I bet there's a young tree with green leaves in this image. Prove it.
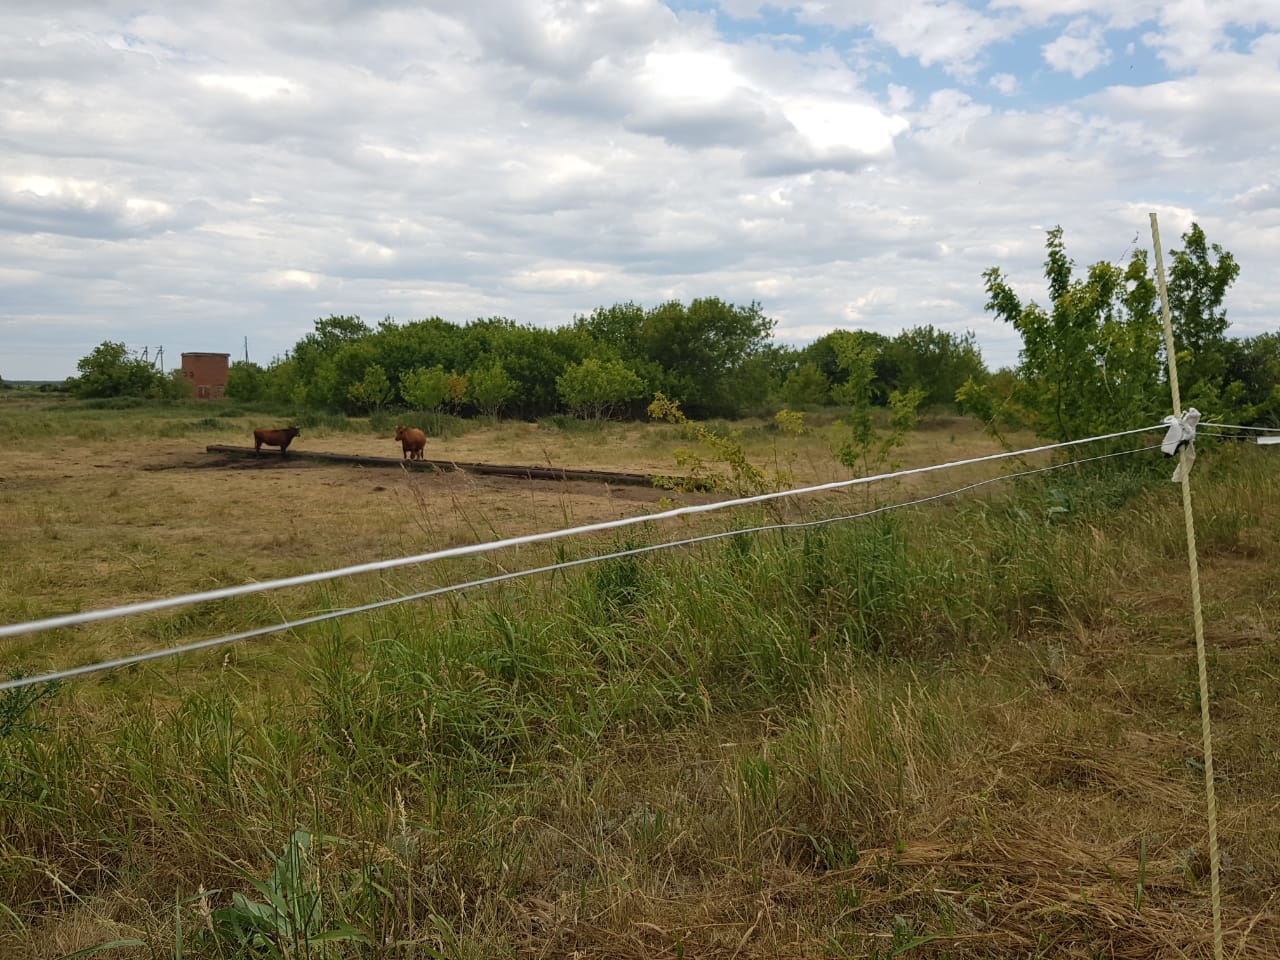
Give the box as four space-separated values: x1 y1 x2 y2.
399 365 452 412
1167 223 1241 408
400 364 455 432
830 331 924 475
466 360 517 417
780 363 831 407
346 364 395 413
980 226 1164 440
556 358 646 420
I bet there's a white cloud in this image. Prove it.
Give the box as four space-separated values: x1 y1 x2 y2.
844 286 897 321
1231 184 1279 213
869 2 1016 78
0 1 1278 380
990 0 1158 31
0 174 179 237
638 47 745 104
886 83 914 111
508 265 611 292
1141 0 1280 71
782 0 1018 78
989 72 1019 96
264 270 322 290
779 96 908 155
1042 18 1112 78
197 73 301 100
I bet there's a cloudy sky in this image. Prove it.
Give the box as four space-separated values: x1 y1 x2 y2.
3 1 1278 380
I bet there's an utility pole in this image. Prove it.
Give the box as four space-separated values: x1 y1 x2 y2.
244 336 250 364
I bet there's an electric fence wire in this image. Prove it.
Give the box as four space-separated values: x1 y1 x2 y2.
0 439 1165 692
0 423 1167 644
1200 422 1280 432
1198 429 1263 442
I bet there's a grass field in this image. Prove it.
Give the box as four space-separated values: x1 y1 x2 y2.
1 392 1278 959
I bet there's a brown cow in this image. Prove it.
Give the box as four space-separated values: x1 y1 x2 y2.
254 426 301 456
394 426 426 461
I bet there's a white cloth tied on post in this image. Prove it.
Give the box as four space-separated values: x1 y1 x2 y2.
1161 407 1200 481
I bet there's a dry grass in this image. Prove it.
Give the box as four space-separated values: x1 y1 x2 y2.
0 398 1025 681
2 395 1278 959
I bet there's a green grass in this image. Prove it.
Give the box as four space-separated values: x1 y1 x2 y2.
1 403 1279 957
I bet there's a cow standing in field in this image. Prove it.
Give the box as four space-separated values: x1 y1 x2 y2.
394 426 426 461
253 426 301 456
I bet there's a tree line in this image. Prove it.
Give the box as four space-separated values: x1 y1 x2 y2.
58 222 1278 435
224 301 995 423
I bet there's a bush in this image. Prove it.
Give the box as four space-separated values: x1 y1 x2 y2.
466 361 517 417
556 358 646 419
69 341 169 399
226 361 266 401
781 364 830 407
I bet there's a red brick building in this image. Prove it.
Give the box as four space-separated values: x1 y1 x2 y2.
180 352 230 399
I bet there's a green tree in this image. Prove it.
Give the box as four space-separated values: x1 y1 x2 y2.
831 332 877 468
574 302 645 357
780 363 830 407
982 227 1163 440
70 341 166 398
556 358 647 419
828 331 879 408
1172 224 1239 391
466 360 517 417
226 361 266 401
1221 333 1280 425
290 315 374 407
885 325 988 406
642 298 775 416
797 330 895 405
368 316 462 388
400 364 457 434
474 320 598 416
262 357 305 406
293 315 372 368
1167 223 1241 405
577 298 775 417
400 365 452 412
347 364 394 412
831 328 924 475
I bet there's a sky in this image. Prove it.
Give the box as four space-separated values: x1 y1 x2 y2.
2 1 1279 380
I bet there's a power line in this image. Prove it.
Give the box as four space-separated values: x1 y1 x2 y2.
0 441 1162 693
0 423 1167 642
